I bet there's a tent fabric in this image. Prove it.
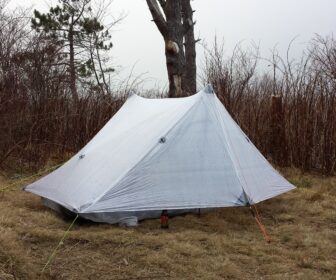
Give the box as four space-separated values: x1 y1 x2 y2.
25 85 295 223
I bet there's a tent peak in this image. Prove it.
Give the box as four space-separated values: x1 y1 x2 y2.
203 84 214 94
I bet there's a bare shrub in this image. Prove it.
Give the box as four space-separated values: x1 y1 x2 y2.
0 2 127 172
1 0 335 175
203 36 336 175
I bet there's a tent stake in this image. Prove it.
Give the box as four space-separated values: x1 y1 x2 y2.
249 205 271 243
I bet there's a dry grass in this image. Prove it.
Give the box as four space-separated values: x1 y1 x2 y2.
0 169 335 280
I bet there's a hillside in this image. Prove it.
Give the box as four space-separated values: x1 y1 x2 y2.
0 169 335 279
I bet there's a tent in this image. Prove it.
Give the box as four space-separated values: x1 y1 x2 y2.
25 85 295 224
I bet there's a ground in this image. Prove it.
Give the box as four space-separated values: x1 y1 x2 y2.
0 168 335 280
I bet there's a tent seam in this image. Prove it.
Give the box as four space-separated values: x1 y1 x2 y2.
208 94 252 204
81 93 203 213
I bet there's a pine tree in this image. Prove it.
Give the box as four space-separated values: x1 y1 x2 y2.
32 0 114 101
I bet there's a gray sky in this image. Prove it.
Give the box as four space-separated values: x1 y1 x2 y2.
8 0 336 89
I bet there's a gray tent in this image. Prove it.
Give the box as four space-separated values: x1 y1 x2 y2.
25 86 295 224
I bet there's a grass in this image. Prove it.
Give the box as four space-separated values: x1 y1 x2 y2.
0 168 335 279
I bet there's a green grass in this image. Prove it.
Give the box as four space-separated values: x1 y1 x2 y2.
289 177 313 189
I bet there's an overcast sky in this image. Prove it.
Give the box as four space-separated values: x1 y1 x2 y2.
8 0 336 89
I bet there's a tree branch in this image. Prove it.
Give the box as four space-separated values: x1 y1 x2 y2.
146 0 168 36
158 0 166 10
73 0 89 25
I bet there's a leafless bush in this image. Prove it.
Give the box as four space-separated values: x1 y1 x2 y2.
0 2 127 172
1 1 335 175
203 36 336 174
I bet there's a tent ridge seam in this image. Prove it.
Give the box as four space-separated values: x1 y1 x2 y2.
209 95 251 204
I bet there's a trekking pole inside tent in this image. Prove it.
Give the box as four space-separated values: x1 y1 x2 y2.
249 205 271 243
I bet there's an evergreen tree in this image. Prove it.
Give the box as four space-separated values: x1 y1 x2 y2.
32 0 114 101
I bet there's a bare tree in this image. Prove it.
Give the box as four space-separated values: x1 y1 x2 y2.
146 0 197 97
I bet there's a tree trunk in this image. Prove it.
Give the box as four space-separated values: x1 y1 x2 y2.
69 22 79 103
181 0 197 95
146 0 197 98
165 0 185 97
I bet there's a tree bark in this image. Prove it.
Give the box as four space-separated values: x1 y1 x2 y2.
181 0 197 95
164 0 185 97
146 0 197 98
